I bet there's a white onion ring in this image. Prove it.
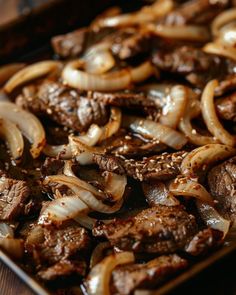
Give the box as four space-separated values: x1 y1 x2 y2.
196 200 230 238
0 102 46 158
181 144 236 177
123 115 187 150
99 107 122 142
4 61 62 93
103 172 127 202
169 177 214 205
148 24 210 41
86 251 135 295
62 60 153 91
38 196 89 225
43 144 72 159
159 85 187 129
211 8 236 37
0 63 25 86
201 80 235 146
96 0 174 27
84 49 115 75
0 118 24 163
44 175 124 214
218 22 236 47
74 215 96 230
203 42 236 62
179 89 218 146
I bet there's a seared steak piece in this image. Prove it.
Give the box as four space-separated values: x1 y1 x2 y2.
216 93 236 122
152 46 235 88
26 223 90 266
93 205 198 253
111 254 188 295
16 80 108 132
163 0 228 25
41 158 64 177
38 259 87 281
93 151 187 181
90 91 157 109
0 178 30 220
51 28 89 58
208 157 236 222
142 181 180 207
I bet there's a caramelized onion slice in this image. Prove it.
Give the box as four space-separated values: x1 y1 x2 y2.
43 144 72 159
201 80 235 146
218 22 236 47
96 0 173 27
84 50 115 74
211 8 236 36
4 61 62 93
90 242 112 269
0 238 24 259
181 144 236 177
148 24 209 41
0 102 46 158
99 107 122 142
159 85 187 129
123 115 187 149
0 118 24 163
196 200 230 238
62 60 153 91
103 172 127 202
74 215 96 230
203 42 236 62
38 196 89 225
0 63 25 86
86 251 135 295
169 177 214 205
44 175 123 214
0 223 14 238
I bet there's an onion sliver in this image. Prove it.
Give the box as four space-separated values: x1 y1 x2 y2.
103 172 127 202
203 42 236 62
90 242 111 269
148 24 209 41
44 175 123 214
123 115 187 150
0 118 24 162
0 223 14 238
218 22 236 47
169 177 214 205
99 107 122 142
84 50 115 75
0 102 46 158
74 215 96 230
201 80 235 146
211 8 236 36
86 251 135 295
159 85 187 129
97 0 173 28
0 238 24 259
0 63 25 86
43 144 72 159
181 144 236 177
62 60 153 91
4 61 61 93
79 124 103 146
196 200 230 238
38 196 89 225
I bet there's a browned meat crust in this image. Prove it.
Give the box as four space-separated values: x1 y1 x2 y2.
216 92 236 122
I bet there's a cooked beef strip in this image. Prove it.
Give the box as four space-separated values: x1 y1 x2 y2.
208 157 236 223
216 92 236 122
0 178 30 220
51 28 89 58
142 181 180 207
93 205 199 254
41 158 64 177
93 151 187 181
26 223 90 266
38 259 87 281
111 254 188 295
152 46 236 88
16 80 108 132
163 0 228 25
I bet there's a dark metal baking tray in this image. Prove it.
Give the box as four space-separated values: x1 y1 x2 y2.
0 1 236 294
